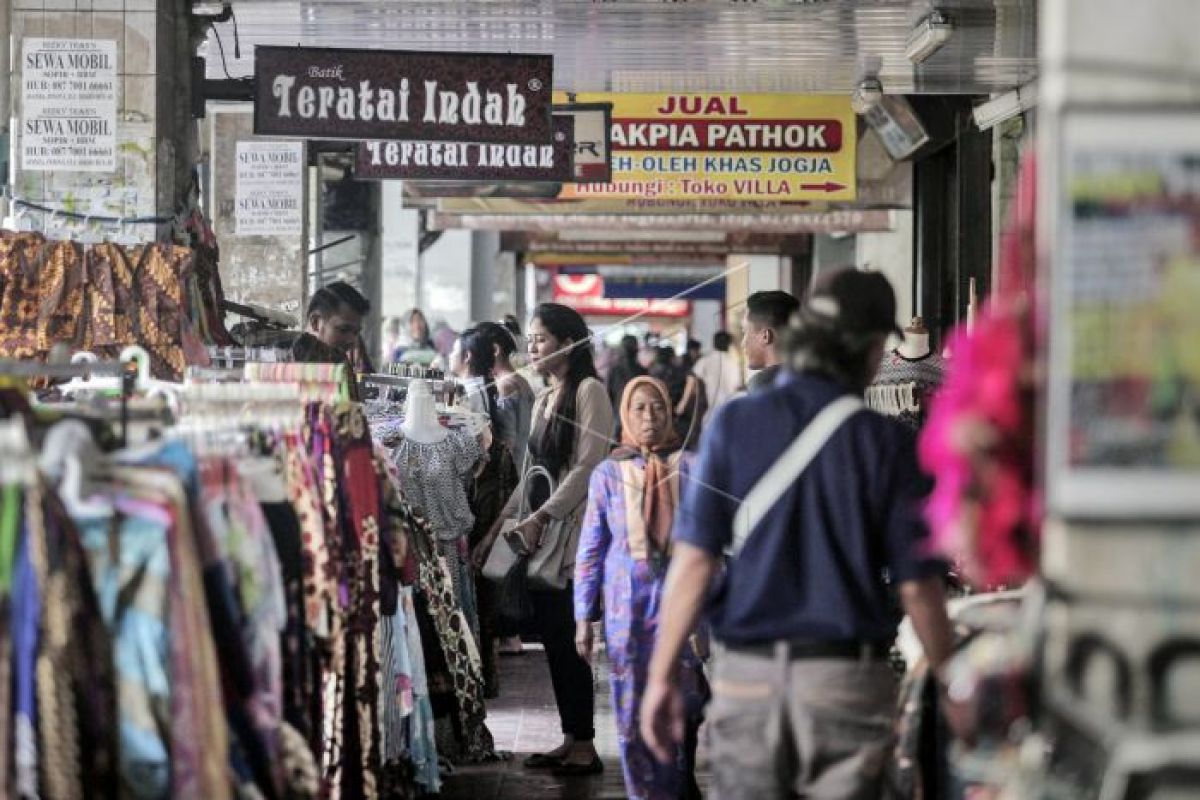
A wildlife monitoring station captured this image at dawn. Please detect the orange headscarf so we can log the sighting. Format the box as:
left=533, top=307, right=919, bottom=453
left=613, top=376, right=682, bottom=555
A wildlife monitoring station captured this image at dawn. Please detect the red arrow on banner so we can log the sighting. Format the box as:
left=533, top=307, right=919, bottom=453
left=799, top=181, right=848, bottom=192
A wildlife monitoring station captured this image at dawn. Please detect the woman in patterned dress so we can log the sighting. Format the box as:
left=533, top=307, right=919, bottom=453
left=574, top=376, right=709, bottom=800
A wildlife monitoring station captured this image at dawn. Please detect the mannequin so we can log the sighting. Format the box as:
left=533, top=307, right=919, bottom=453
left=897, top=317, right=932, bottom=360
left=868, top=317, right=947, bottom=429
left=402, top=379, right=448, bottom=444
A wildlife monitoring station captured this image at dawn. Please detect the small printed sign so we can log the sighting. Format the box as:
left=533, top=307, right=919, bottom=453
left=21, top=38, right=118, bottom=172
left=235, top=141, right=304, bottom=236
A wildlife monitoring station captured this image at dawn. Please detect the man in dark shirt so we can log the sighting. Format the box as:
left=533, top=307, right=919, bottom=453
left=641, top=268, right=955, bottom=799
left=742, top=290, right=800, bottom=392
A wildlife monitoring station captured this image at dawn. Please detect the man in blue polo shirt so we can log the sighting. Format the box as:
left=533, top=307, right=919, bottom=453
left=641, top=268, right=955, bottom=799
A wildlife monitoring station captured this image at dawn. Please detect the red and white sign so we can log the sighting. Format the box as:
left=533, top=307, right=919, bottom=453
left=552, top=274, right=690, bottom=318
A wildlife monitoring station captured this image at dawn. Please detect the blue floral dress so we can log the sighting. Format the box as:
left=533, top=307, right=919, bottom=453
left=575, top=454, right=709, bottom=800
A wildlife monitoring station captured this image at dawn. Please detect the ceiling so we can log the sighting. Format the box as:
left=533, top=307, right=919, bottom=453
left=209, top=0, right=1038, bottom=95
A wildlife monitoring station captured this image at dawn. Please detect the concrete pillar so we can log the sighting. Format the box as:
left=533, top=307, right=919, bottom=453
left=469, top=230, right=501, bottom=323
left=7, top=0, right=196, bottom=240
left=421, top=229, right=473, bottom=332
left=691, top=299, right=723, bottom=351
left=379, top=186, right=420, bottom=319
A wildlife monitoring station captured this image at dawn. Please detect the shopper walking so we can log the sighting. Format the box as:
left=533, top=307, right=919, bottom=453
left=575, top=376, right=708, bottom=800
left=692, top=330, right=743, bottom=418
left=477, top=303, right=614, bottom=777
left=742, top=290, right=800, bottom=392
left=607, top=334, right=647, bottom=438
left=641, top=268, right=956, bottom=799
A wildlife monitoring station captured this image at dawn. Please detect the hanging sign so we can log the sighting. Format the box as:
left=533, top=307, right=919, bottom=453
left=254, top=46, right=554, bottom=145
left=552, top=274, right=690, bottom=318
left=555, top=93, right=856, bottom=202
left=356, top=115, right=575, bottom=182
left=235, top=141, right=304, bottom=236
left=430, top=208, right=891, bottom=234
left=556, top=103, right=612, bottom=183
left=21, top=38, right=118, bottom=172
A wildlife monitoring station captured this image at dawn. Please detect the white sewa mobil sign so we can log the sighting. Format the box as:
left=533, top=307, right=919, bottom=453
left=235, top=141, right=304, bottom=236
left=21, top=39, right=118, bottom=172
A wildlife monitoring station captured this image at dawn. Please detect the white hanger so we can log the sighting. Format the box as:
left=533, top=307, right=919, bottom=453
left=0, top=419, right=37, bottom=486
left=39, top=420, right=112, bottom=517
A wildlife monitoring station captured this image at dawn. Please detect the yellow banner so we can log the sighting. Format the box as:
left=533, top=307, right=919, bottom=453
left=554, top=92, right=856, bottom=202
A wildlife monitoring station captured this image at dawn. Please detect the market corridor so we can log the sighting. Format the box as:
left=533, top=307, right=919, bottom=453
left=442, top=647, right=708, bottom=799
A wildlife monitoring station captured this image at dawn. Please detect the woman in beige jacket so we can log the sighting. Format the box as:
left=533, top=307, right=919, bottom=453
left=476, top=303, right=614, bottom=777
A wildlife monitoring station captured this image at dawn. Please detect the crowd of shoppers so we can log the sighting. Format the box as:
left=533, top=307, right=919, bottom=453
left=377, top=273, right=954, bottom=799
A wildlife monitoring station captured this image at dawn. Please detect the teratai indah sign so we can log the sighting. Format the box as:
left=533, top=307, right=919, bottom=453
left=254, top=46, right=554, bottom=145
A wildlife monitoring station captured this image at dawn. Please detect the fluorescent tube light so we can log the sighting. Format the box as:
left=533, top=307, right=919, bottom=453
left=906, top=11, right=954, bottom=64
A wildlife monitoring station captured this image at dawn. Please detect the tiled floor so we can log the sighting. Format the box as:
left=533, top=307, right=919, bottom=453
left=441, top=646, right=707, bottom=799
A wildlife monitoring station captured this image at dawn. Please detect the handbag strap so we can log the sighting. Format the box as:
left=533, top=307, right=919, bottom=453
left=514, top=463, right=557, bottom=520
left=731, top=396, right=863, bottom=556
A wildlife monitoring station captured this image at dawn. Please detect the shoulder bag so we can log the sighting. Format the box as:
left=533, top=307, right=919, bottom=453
left=482, top=463, right=576, bottom=591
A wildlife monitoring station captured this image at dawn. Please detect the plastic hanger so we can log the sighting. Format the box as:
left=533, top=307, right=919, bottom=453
left=38, top=419, right=112, bottom=518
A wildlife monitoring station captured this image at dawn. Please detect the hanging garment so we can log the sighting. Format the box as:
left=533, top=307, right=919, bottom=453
left=401, top=587, right=439, bottom=793
left=199, top=457, right=288, bottom=796
left=330, top=402, right=387, bottom=800
left=84, top=243, right=139, bottom=358
left=130, top=245, right=191, bottom=381
left=30, top=485, right=120, bottom=800
left=36, top=240, right=86, bottom=355
left=379, top=462, right=495, bottom=764
left=75, top=493, right=174, bottom=800
left=113, top=456, right=231, bottom=800
left=468, top=435, right=518, bottom=697
left=0, top=232, right=45, bottom=361
left=391, top=429, right=484, bottom=639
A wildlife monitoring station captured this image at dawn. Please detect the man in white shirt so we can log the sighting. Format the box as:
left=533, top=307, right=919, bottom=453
left=691, top=331, right=743, bottom=419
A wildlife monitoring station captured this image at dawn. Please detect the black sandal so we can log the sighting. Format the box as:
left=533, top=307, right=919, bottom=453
left=551, top=756, right=604, bottom=777
left=522, top=752, right=564, bottom=769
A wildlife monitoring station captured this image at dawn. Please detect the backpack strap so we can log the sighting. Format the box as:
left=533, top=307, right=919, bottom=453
left=731, top=396, right=864, bottom=556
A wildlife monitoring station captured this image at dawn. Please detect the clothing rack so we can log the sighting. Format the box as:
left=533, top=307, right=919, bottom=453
left=0, top=355, right=139, bottom=446
left=206, top=345, right=294, bottom=368
left=360, top=372, right=459, bottom=402
left=386, top=363, right=448, bottom=380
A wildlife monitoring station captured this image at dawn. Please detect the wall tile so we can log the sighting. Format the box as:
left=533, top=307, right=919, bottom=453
left=90, top=0, right=123, bottom=10
left=11, top=11, right=47, bottom=47
left=88, top=11, right=125, bottom=73
left=121, top=75, right=156, bottom=121
left=43, top=9, right=79, bottom=37
left=123, top=11, right=156, bottom=76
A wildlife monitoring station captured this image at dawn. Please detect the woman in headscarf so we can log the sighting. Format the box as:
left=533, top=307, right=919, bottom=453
left=574, top=376, right=709, bottom=800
